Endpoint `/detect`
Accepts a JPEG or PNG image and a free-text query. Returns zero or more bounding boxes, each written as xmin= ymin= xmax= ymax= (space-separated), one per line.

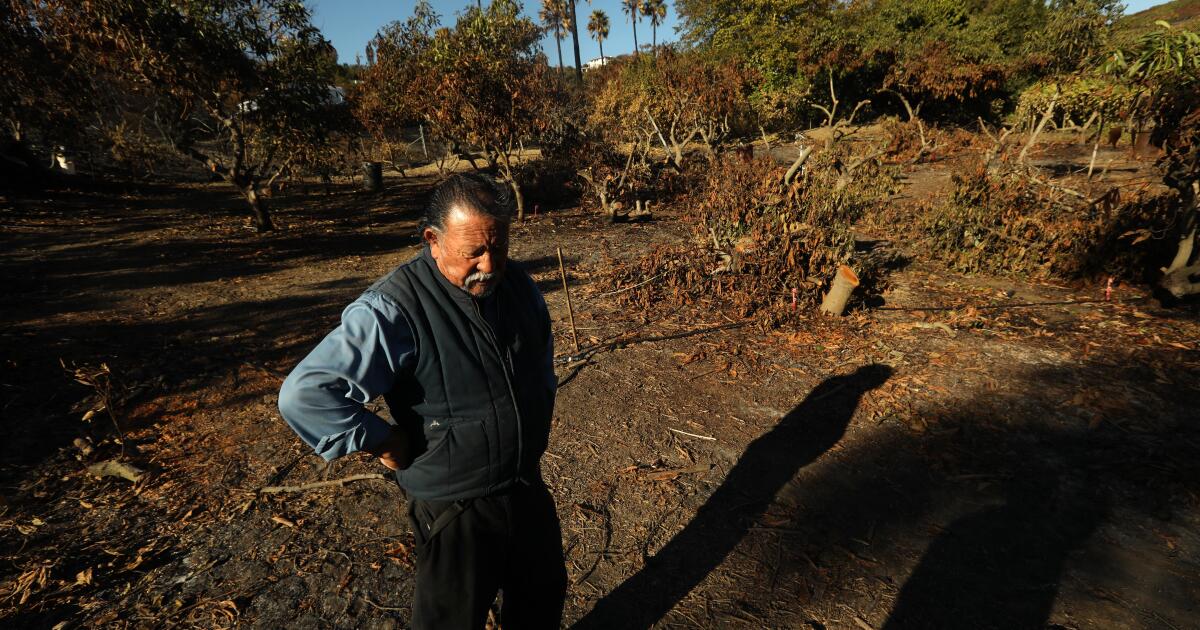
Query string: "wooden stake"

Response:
xmin=557 ymin=246 xmax=580 ymax=352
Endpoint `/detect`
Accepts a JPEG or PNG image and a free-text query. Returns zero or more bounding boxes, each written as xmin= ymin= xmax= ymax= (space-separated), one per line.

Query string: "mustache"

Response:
xmin=464 ymin=271 xmax=498 ymax=286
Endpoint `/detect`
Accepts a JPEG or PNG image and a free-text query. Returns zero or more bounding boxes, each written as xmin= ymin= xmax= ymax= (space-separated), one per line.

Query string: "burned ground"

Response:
xmin=1 ymin=151 xmax=1198 ymax=629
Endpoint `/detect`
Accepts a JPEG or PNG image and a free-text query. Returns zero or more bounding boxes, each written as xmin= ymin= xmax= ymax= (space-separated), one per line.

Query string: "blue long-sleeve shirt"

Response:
xmin=278 ymin=289 xmax=555 ymax=461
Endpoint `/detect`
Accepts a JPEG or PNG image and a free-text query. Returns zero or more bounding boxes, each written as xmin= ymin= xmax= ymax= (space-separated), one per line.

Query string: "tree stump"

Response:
xmin=819 ymin=265 xmax=860 ymax=316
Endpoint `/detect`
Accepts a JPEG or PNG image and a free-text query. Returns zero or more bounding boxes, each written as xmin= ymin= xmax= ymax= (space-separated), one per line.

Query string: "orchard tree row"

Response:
xmin=2 ymin=0 xmax=1197 ymax=298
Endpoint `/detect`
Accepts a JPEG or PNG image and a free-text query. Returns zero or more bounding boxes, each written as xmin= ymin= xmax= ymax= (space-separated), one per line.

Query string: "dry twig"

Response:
xmin=258 ymin=473 xmax=389 ymax=494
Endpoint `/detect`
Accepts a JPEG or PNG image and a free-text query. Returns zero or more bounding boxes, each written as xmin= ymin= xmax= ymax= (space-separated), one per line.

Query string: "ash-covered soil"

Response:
xmin=2 ymin=155 xmax=1198 ymax=629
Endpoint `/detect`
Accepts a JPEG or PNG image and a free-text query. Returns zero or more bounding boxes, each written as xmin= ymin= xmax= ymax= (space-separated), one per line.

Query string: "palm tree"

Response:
xmin=641 ymin=0 xmax=666 ymax=58
xmin=622 ymin=0 xmax=641 ymax=58
xmin=539 ymin=0 xmax=568 ymax=69
xmin=587 ymin=9 xmax=610 ymax=65
xmin=567 ymin=1 xmax=583 ymax=83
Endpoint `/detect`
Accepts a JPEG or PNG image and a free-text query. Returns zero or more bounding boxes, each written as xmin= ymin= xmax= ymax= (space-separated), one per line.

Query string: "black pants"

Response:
xmin=406 ymin=482 xmax=568 ymax=630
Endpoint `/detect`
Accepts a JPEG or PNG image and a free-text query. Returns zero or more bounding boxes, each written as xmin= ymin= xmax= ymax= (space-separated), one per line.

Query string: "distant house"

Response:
xmin=583 ymin=57 xmax=610 ymax=71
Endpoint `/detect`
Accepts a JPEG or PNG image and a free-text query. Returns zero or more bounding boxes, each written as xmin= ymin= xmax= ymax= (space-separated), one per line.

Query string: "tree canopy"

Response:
xmin=11 ymin=0 xmax=344 ymax=230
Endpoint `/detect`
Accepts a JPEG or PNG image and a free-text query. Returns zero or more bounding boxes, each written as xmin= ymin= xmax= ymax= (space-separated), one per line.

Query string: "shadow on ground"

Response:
xmin=574 ymin=364 xmax=894 ymax=628
xmin=573 ymin=354 xmax=1199 ymax=629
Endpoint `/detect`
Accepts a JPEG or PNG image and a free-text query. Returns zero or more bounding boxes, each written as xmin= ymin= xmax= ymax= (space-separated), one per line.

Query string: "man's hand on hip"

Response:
xmin=366 ymin=429 xmax=413 ymax=471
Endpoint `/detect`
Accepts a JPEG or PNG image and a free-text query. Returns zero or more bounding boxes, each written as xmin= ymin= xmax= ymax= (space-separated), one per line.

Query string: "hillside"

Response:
xmin=1114 ymin=0 xmax=1200 ymax=42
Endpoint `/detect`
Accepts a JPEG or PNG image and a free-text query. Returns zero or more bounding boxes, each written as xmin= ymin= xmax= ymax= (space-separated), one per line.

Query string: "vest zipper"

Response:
xmin=471 ymin=298 xmax=525 ymax=485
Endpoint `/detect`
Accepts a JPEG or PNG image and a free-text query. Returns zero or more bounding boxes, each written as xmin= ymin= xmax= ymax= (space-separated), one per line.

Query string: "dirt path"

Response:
xmin=1 ymin=170 xmax=1198 ymax=629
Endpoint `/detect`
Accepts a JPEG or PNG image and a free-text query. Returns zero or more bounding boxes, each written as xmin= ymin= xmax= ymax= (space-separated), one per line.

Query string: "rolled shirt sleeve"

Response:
xmin=278 ymin=291 xmax=416 ymax=461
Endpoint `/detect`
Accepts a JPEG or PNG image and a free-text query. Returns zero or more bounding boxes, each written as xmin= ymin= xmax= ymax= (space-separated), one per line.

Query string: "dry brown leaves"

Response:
xmin=594 ymin=151 xmax=899 ymax=322
xmin=921 ymin=155 xmax=1177 ymax=282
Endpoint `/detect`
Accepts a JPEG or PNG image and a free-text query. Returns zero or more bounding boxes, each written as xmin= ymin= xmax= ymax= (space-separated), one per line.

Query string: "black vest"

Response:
xmin=368 ymin=248 xmax=554 ymax=501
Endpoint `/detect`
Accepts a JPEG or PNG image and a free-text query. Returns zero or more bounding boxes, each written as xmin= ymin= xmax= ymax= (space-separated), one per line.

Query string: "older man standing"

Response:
xmin=278 ymin=173 xmax=565 ymax=629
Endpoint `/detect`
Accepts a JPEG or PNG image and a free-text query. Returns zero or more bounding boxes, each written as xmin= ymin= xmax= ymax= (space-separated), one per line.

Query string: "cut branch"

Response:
xmin=1019 ymin=96 xmax=1058 ymax=164
xmin=258 ymin=473 xmax=390 ymax=494
xmin=783 ymin=146 xmax=814 ymax=188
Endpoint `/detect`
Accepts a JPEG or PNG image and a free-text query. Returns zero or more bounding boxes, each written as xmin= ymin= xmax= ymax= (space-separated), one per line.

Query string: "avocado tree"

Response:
xmin=24 ymin=0 xmax=342 ymax=231
xmin=358 ymin=0 xmax=553 ymax=220
xmin=590 ymin=50 xmax=757 ymax=171
xmin=353 ymin=2 xmax=440 ymax=171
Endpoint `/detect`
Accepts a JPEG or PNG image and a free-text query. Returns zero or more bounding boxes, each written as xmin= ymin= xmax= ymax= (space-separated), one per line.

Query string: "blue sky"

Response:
xmin=309 ymin=0 xmax=1170 ymax=66
xmin=310 ymin=1 xmax=681 ymax=66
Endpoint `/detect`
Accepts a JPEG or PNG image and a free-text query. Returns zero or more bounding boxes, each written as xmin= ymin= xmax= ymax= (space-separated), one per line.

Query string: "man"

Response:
xmin=278 ymin=173 xmax=566 ymax=629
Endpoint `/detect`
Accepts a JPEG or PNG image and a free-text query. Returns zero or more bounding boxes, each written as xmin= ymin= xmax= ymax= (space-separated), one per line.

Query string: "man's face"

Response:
xmin=425 ymin=205 xmax=509 ymax=298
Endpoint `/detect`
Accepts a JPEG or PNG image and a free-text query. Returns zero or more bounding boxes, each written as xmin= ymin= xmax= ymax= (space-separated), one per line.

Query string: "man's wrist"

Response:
xmin=362 ymin=428 xmax=397 ymax=456
xmin=359 ymin=415 xmax=399 ymax=456
xmin=365 ymin=427 xmax=413 ymax=469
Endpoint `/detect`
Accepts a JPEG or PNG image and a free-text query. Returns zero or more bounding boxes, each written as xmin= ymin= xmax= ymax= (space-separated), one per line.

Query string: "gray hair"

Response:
xmin=422 ymin=173 xmax=513 ymax=233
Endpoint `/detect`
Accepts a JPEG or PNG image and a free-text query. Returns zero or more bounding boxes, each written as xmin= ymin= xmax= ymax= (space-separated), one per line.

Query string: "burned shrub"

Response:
xmin=1081 ymin=191 xmax=1182 ymax=284
xmin=922 ymin=157 xmax=1177 ymax=281
xmin=600 ymin=148 xmax=899 ymax=319
xmin=881 ymin=117 xmax=931 ymax=163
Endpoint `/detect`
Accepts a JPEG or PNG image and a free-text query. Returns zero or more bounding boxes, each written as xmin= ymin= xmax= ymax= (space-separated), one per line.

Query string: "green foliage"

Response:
xmin=1103 ymin=22 xmax=1200 ymax=296
xmin=675 ymin=0 xmax=832 ymax=126
xmin=829 ymin=0 xmax=1017 ymax=120
xmin=1022 ymin=0 xmax=1123 ymax=77
xmin=1111 ymin=0 xmax=1200 ymax=45
xmin=1105 ymin=21 xmax=1200 ymax=82
xmin=540 ymin=0 xmax=571 ymax=68
xmin=1013 ymin=75 xmax=1135 ymax=127
xmin=1103 ymin=23 xmax=1200 ymax=192
xmin=673 ymin=0 xmax=1136 ymax=125
xmin=587 ymin=9 xmax=611 ymax=62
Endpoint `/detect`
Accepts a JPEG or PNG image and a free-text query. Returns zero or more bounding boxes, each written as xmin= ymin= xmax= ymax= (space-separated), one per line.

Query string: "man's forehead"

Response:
xmin=444 ymin=205 xmax=508 ymax=235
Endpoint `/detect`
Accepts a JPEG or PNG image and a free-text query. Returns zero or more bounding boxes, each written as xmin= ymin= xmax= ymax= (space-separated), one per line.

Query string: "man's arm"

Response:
xmin=278 ymin=291 xmax=417 ymax=468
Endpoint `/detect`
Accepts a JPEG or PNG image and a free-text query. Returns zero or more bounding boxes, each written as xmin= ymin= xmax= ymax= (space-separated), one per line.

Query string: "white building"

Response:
xmin=583 ymin=57 xmax=611 ymax=71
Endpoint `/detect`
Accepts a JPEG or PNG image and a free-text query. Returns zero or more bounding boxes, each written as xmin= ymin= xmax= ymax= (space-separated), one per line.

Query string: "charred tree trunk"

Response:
xmin=578 ymin=169 xmax=616 ymax=220
xmin=497 ymin=148 xmax=525 ymax=221
xmin=362 ymin=161 xmax=383 ymax=193
xmin=243 ymin=183 xmax=274 ymax=232
xmin=179 ymin=116 xmax=275 ymax=232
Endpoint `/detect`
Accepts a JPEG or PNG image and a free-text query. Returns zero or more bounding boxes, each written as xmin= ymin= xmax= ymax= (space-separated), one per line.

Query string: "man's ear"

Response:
xmin=423 ymin=227 xmax=440 ymax=259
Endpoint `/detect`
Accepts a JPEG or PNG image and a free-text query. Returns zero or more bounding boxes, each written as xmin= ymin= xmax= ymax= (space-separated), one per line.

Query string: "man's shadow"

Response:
xmin=884 ymin=455 xmax=1106 ymax=629
xmin=573 ymin=364 xmax=893 ymax=629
